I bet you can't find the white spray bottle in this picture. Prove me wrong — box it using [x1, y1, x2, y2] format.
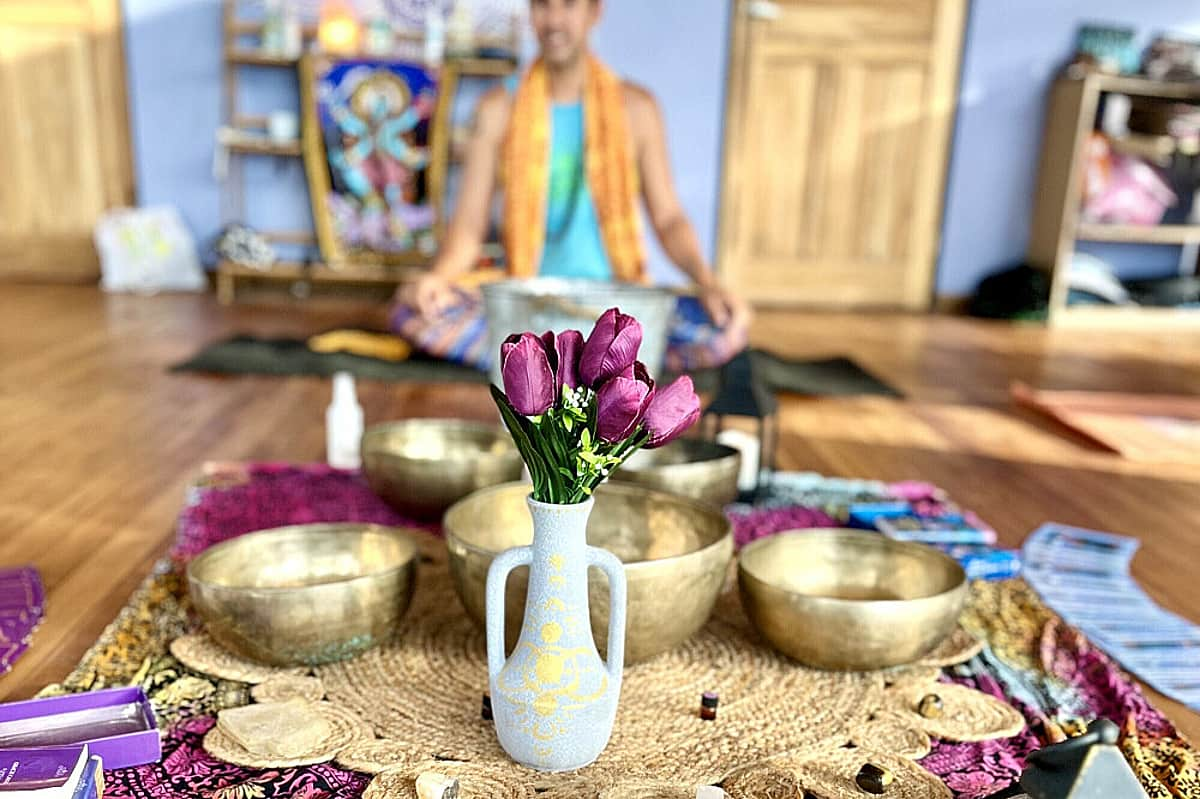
[326, 371, 364, 469]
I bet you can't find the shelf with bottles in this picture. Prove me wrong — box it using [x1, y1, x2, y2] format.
[223, 0, 521, 72]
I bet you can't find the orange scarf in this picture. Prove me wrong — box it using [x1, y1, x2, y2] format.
[502, 55, 646, 282]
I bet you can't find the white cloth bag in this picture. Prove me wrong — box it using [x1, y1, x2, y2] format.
[94, 206, 206, 294]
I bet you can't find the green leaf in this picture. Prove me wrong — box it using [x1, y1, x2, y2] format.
[491, 384, 552, 499]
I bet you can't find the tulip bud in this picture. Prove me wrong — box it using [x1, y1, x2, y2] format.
[500, 332, 556, 416]
[580, 307, 643, 388]
[595, 362, 654, 443]
[643, 375, 701, 448]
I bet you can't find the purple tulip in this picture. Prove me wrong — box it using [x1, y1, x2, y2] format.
[553, 329, 584, 391]
[580, 308, 643, 388]
[643, 375, 701, 448]
[595, 362, 654, 443]
[501, 332, 556, 416]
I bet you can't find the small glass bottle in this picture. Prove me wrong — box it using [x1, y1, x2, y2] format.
[326, 372, 364, 469]
[699, 691, 718, 721]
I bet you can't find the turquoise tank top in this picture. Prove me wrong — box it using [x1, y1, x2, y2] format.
[505, 77, 613, 280]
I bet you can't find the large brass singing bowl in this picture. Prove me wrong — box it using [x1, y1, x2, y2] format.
[611, 439, 741, 506]
[187, 524, 419, 666]
[361, 419, 523, 519]
[444, 481, 734, 663]
[738, 529, 967, 670]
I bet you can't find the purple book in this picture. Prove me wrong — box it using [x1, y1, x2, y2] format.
[0, 745, 87, 795]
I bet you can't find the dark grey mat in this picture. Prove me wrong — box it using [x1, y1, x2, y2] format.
[748, 349, 902, 398]
[171, 337, 900, 400]
[170, 335, 487, 383]
[703, 349, 902, 419]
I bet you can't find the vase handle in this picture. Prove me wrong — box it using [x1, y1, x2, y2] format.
[485, 545, 532, 681]
[587, 546, 626, 679]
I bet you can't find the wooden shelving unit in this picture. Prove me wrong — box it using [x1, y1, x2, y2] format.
[223, 48, 301, 67]
[1075, 223, 1200, 245]
[1027, 72, 1200, 327]
[216, 259, 424, 304]
[1046, 304, 1200, 329]
[225, 137, 303, 158]
[216, 0, 518, 304]
[226, 47, 515, 77]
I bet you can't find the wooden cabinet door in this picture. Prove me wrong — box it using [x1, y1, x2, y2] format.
[0, 0, 135, 281]
[717, 0, 965, 309]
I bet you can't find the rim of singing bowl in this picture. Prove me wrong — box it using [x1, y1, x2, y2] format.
[361, 419, 516, 464]
[444, 481, 732, 571]
[480, 277, 675, 301]
[615, 441, 741, 488]
[617, 439, 740, 472]
[187, 523, 419, 595]
[738, 528, 966, 607]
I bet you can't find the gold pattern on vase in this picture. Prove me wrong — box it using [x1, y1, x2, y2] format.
[496, 550, 608, 746]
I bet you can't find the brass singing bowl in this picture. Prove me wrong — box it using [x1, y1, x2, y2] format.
[187, 524, 419, 666]
[361, 419, 523, 519]
[445, 481, 734, 663]
[738, 529, 967, 670]
[611, 439, 741, 507]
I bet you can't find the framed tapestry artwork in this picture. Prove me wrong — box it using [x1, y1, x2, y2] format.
[301, 55, 454, 268]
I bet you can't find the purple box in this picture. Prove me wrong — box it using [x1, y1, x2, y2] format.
[0, 687, 160, 770]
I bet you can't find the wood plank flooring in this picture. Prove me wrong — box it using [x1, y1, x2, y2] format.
[1, 285, 1197, 740]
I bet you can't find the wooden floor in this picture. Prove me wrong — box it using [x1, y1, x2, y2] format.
[1, 285, 1198, 740]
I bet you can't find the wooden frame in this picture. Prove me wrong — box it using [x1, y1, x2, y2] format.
[300, 53, 455, 269]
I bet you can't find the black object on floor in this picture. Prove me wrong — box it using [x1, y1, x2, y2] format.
[171, 335, 487, 383]
[968, 263, 1050, 320]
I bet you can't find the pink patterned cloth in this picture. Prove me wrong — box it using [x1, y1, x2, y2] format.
[726, 504, 838, 548]
[105, 716, 370, 799]
[173, 463, 436, 562]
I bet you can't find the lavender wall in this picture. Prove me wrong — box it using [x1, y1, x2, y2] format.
[938, 0, 1200, 296]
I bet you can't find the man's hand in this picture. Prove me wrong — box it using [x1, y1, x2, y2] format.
[698, 282, 752, 331]
[398, 272, 458, 318]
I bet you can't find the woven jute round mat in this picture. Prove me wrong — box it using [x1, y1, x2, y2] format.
[916, 627, 984, 668]
[183, 534, 1022, 794]
[251, 674, 326, 704]
[317, 569, 878, 788]
[885, 682, 1027, 742]
[203, 701, 373, 767]
[721, 763, 804, 799]
[787, 745, 953, 799]
[362, 761, 535, 799]
[849, 710, 933, 760]
[171, 634, 307, 684]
